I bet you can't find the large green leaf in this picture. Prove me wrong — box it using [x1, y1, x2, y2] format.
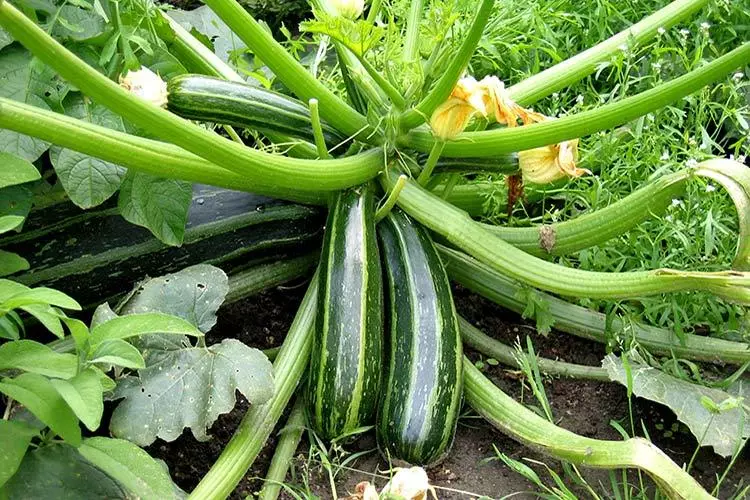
[0, 420, 39, 488]
[88, 313, 203, 346]
[0, 47, 54, 160]
[604, 354, 750, 457]
[50, 368, 104, 432]
[0, 373, 81, 445]
[0, 250, 29, 277]
[119, 264, 229, 333]
[0, 153, 40, 188]
[78, 437, 177, 499]
[0, 340, 77, 378]
[168, 6, 247, 64]
[117, 171, 192, 246]
[52, 6, 106, 42]
[111, 339, 274, 445]
[1, 444, 129, 498]
[50, 93, 128, 208]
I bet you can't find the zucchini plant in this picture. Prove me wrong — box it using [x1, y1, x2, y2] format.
[0, 0, 749, 497]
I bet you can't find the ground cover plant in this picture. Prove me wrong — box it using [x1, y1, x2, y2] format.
[0, 0, 749, 498]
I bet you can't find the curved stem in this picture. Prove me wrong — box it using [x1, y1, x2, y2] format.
[0, 98, 328, 204]
[0, 3, 382, 192]
[441, 245, 750, 365]
[202, 0, 376, 142]
[374, 174, 407, 222]
[381, 172, 750, 303]
[464, 359, 714, 499]
[399, 0, 495, 131]
[403, 43, 750, 156]
[507, 0, 709, 106]
[189, 273, 318, 500]
[459, 316, 609, 381]
[258, 398, 306, 500]
[417, 140, 445, 185]
[309, 99, 331, 158]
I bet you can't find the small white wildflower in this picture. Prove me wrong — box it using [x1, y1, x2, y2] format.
[671, 198, 684, 208]
[552, 92, 560, 99]
[657, 27, 666, 35]
[686, 158, 698, 168]
[700, 22, 711, 32]
[119, 67, 167, 107]
[652, 61, 662, 72]
[688, 137, 697, 147]
[705, 184, 716, 193]
[665, 215, 674, 222]
[733, 72, 744, 81]
[680, 28, 690, 37]
[661, 151, 670, 160]
[575, 94, 584, 104]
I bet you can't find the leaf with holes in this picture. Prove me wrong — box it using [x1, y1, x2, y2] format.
[50, 94, 128, 209]
[118, 171, 192, 246]
[604, 354, 750, 457]
[110, 339, 273, 445]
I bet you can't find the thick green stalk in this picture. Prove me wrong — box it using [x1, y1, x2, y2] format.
[258, 398, 306, 500]
[485, 171, 689, 256]
[403, 43, 750, 156]
[0, 3, 382, 192]
[399, 0, 495, 130]
[352, 53, 406, 108]
[225, 254, 318, 304]
[382, 173, 750, 303]
[189, 273, 318, 500]
[441, 245, 750, 364]
[157, 11, 318, 159]
[459, 316, 609, 381]
[0, 98, 327, 205]
[507, 0, 709, 106]
[463, 359, 714, 499]
[402, 0, 424, 62]
[202, 0, 376, 142]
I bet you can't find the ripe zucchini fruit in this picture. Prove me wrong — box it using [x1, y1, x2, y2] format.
[1, 186, 322, 309]
[306, 185, 383, 440]
[376, 209, 463, 466]
[167, 74, 347, 148]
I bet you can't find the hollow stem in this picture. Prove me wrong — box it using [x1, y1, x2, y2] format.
[399, 0, 495, 130]
[374, 174, 408, 222]
[189, 273, 318, 500]
[0, 3, 382, 192]
[507, 0, 709, 106]
[202, 0, 376, 142]
[258, 398, 306, 500]
[309, 99, 331, 158]
[417, 140, 445, 185]
[403, 43, 750, 157]
[402, 0, 424, 62]
[366, 0, 383, 24]
[463, 359, 714, 499]
[381, 173, 750, 303]
[439, 173, 461, 199]
[440, 245, 750, 365]
[352, 53, 406, 109]
[459, 316, 609, 381]
[0, 98, 327, 204]
[225, 254, 318, 304]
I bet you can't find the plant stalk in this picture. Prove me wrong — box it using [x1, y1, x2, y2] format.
[258, 398, 306, 500]
[403, 43, 750, 157]
[463, 359, 714, 499]
[189, 273, 318, 500]
[402, 0, 424, 62]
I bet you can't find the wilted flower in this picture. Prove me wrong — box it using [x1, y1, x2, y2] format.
[327, 0, 365, 19]
[346, 467, 437, 500]
[429, 97, 480, 140]
[519, 138, 588, 184]
[119, 67, 167, 107]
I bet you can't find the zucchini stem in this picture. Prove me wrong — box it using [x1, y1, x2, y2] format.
[417, 141, 445, 185]
[403, 43, 750, 157]
[463, 359, 714, 499]
[402, 0, 424, 63]
[309, 99, 331, 158]
[258, 398, 306, 500]
[374, 174, 408, 222]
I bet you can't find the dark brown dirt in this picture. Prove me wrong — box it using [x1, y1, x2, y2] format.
[145, 281, 750, 499]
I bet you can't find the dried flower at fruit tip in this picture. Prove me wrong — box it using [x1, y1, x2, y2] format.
[346, 466, 438, 500]
[119, 67, 167, 107]
[519, 138, 589, 185]
[327, 0, 365, 19]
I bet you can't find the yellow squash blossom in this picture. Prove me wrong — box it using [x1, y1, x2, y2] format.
[476, 76, 522, 126]
[429, 96, 480, 140]
[519, 138, 589, 184]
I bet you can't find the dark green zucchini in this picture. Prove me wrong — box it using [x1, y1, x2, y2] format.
[0, 185, 322, 309]
[167, 74, 347, 148]
[431, 153, 519, 175]
[376, 209, 462, 466]
[306, 185, 382, 440]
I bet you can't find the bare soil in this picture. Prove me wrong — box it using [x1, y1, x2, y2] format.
[146, 281, 750, 499]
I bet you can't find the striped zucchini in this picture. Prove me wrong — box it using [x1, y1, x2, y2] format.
[1, 186, 322, 308]
[376, 209, 463, 466]
[166, 74, 347, 148]
[306, 185, 383, 440]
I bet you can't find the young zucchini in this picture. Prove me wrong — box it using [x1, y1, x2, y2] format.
[306, 185, 383, 440]
[376, 209, 463, 466]
[167, 74, 347, 148]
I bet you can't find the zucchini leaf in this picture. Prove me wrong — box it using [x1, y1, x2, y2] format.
[168, 6, 247, 64]
[117, 171, 192, 246]
[0, 27, 12, 51]
[603, 353, 750, 457]
[301, 15, 385, 56]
